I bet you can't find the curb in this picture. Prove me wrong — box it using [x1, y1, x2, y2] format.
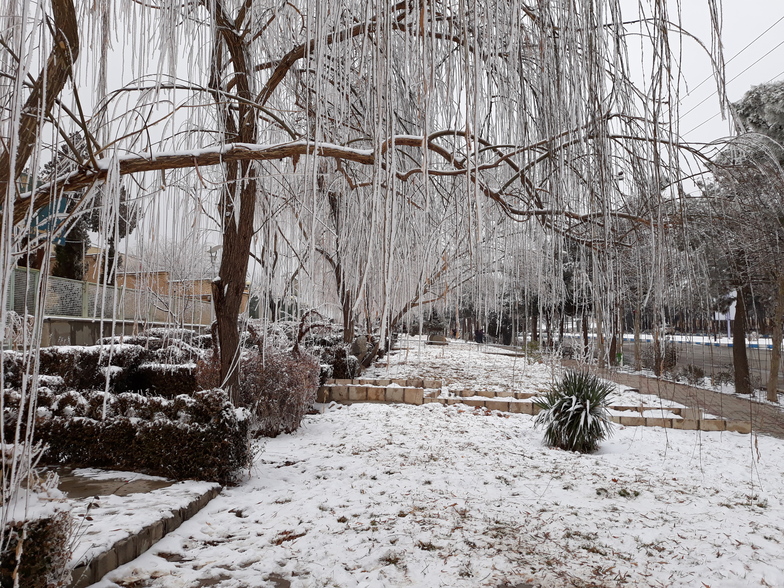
[69, 485, 222, 587]
[319, 380, 752, 434]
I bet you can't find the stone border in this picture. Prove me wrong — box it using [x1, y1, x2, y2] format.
[318, 382, 752, 433]
[69, 485, 222, 588]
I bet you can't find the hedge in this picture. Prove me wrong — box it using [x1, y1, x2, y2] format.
[1, 510, 71, 588]
[4, 389, 251, 485]
[4, 343, 200, 396]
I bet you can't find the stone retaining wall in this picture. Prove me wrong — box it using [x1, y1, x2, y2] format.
[318, 379, 752, 434]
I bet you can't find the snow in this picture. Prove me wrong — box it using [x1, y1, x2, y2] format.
[4, 487, 66, 526]
[69, 476, 220, 568]
[367, 338, 557, 396]
[91, 338, 784, 587]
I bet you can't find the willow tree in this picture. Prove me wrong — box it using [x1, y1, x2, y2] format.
[3, 0, 728, 401]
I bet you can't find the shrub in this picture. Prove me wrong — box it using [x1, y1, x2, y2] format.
[329, 346, 360, 380]
[38, 346, 101, 389]
[712, 369, 734, 387]
[195, 349, 221, 390]
[37, 344, 153, 391]
[679, 364, 706, 385]
[534, 371, 615, 453]
[141, 328, 199, 346]
[3, 389, 251, 484]
[1, 352, 24, 389]
[1, 444, 71, 588]
[1, 510, 72, 588]
[129, 363, 199, 397]
[640, 341, 677, 375]
[240, 348, 319, 437]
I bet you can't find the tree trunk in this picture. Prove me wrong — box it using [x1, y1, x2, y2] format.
[558, 311, 565, 346]
[545, 311, 552, 348]
[531, 312, 538, 342]
[207, 7, 260, 405]
[609, 334, 617, 366]
[633, 308, 642, 371]
[733, 287, 752, 395]
[212, 169, 256, 403]
[768, 276, 784, 402]
[342, 292, 355, 344]
[581, 310, 589, 361]
[2, 0, 79, 224]
[653, 327, 662, 377]
[596, 307, 605, 368]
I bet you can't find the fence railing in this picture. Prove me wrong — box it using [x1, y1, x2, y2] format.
[5, 267, 214, 326]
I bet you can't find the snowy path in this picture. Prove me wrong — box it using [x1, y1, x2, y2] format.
[92, 341, 784, 588]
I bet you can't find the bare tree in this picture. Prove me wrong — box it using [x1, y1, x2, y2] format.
[2, 1, 729, 404]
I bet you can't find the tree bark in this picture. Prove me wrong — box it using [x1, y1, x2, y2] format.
[1, 0, 79, 216]
[732, 287, 752, 395]
[768, 275, 784, 402]
[633, 308, 642, 371]
[207, 0, 258, 403]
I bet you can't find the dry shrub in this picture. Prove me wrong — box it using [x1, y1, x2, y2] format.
[1, 510, 72, 588]
[2, 311, 33, 350]
[1, 442, 71, 588]
[327, 346, 361, 381]
[195, 344, 319, 437]
[640, 341, 677, 375]
[195, 349, 221, 390]
[240, 348, 319, 437]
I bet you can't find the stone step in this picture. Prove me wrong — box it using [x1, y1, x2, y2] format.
[453, 389, 536, 400]
[609, 415, 751, 433]
[69, 485, 222, 588]
[326, 378, 442, 389]
[317, 386, 751, 433]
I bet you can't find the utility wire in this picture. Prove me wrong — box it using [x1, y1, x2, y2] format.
[684, 66, 784, 136]
[680, 36, 784, 121]
[678, 14, 784, 105]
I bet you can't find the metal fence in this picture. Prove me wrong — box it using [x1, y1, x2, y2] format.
[5, 267, 214, 326]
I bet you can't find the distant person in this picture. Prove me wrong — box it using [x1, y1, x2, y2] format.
[475, 329, 484, 344]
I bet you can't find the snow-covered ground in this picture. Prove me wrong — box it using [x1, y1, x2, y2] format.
[91, 338, 784, 588]
[67, 470, 219, 569]
[368, 338, 688, 410]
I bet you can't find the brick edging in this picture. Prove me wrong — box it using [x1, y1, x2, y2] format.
[69, 485, 222, 587]
[319, 382, 751, 433]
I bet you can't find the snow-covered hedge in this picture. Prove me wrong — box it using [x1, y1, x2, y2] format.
[1, 509, 71, 588]
[3, 389, 251, 484]
[5, 340, 202, 396]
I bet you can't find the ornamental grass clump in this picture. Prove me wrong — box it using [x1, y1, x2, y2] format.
[534, 370, 615, 453]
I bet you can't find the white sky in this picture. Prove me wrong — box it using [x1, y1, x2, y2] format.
[674, 1, 784, 143]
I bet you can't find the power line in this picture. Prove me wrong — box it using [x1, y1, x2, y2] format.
[679, 14, 784, 103]
[684, 66, 784, 136]
[680, 36, 784, 121]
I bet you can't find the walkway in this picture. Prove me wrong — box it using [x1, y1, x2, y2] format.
[577, 363, 784, 439]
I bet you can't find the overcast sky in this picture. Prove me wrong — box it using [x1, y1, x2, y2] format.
[675, 1, 784, 143]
